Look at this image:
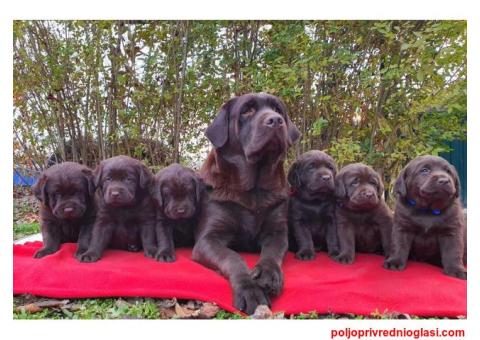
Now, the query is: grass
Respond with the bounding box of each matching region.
[14,222,40,240]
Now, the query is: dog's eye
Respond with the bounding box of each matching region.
[351,179,359,187]
[370,181,378,187]
[241,107,255,116]
[124,177,134,183]
[105,176,112,182]
[326,164,334,170]
[420,168,430,174]
[307,163,315,170]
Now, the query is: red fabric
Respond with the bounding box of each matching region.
[13,241,466,316]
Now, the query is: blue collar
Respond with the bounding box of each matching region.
[406,198,442,216]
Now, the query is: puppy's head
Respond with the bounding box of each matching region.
[152,164,204,220]
[33,162,95,220]
[335,163,384,211]
[205,93,300,165]
[394,155,460,209]
[288,150,336,201]
[94,155,153,208]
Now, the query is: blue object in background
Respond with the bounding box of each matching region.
[13,168,39,187]
[439,140,467,207]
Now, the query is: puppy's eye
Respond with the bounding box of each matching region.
[124,177,134,183]
[370,181,378,187]
[326,164,334,170]
[105,176,112,182]
[420,168,430,174]
[351,179,359,187]
[241,107,255,116]
[307,163,315,170]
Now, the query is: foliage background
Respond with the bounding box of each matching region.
[13,20,467,200]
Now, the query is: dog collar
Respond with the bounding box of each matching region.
[406,198,441,216]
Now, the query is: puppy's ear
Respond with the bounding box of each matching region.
[287,161,301,188]
[449,164,461,198]
[81,168,96,197]
[205,97,237,148]
[93,163,103,189]
[286,115,301,145]
[194,175,205,204]
[394,166,408,198]
[151,177,163,206]
[334,171,347,199]
[139,164,154,190]
[32,174,49,207]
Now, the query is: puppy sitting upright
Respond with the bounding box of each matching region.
[32,162,95,258]
[78,155,157,262]
[384,155,466,279]
[334,163,393,264]
[151,163,205,262]
[287,150,339,260]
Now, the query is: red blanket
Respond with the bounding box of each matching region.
[13,242,466,317]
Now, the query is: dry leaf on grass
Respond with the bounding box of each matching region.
[251,304,273,319]
[198,302,220,318]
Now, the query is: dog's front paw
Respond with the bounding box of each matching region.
[444,267,467,280]
[33,247,57,259]
[78,251,101,263]
[154,250,176,262]
[334,252,354,264]
[250,260,284,296]
[295,248,316,261]
[383,257,406,271]
[233,276,270,315]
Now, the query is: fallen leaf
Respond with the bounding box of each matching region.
[198,302,220,319]
[251,305,273,319]
[174,303,199,319]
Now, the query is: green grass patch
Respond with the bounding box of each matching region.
[13,222,40,240]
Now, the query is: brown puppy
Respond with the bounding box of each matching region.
[384,155,466,279]
[192,93,300,315]
[32,162,95,258]
[151,163,205,262]
[287,150,339,260]
[77,155,156,262]
[334,163,392,264]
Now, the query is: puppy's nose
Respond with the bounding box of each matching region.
[361,191,374,198]
[321,174,331,181]
[177,207,186,214]
[437,177,450,185]
[264,113,285,128]
[64,207,74,213]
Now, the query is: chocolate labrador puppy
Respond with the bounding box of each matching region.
[32,162,96,258]
[383,155,466,279]
[192,93,300,315]
[334,163,393,264]
[287,150,339,260]
[151,163,205,262]
[77,155,157,262]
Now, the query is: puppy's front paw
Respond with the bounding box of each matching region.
[78,251,101,263]
[33,248,56,259]
[233,276,270,315]
[295,248,316,261]
[334,252,354,264]
[155,250,176,262]
[143,246,157,259]
[444,268,467,280]
[383,257,406,271]
[250,260,284,296]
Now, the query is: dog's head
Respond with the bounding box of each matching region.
[394,155,460,210]
[152,163,204,220]
[206,93,300,165]
[33,162,95,219]
[335,163,384,211]
[288,150,336,201]
[94,155,153,208]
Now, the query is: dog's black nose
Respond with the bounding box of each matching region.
[264,113,285,128]
[321,175,331,181]
[437,177,450,185]
[361,191,374,198]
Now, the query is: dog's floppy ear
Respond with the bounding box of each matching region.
[139,164,154,190]
[151,175,163,206]
[334,171,347,199]
[287,160,301,188]
[286,115,301,145]
[32,174,49,207]
[93,162,103,189]
[194,174,206,204]
[205,97,237,148]
[449,164,461,198]
[394,166,408,198]
[81,168,96,197]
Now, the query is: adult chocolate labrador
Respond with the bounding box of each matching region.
[192,93,300,314]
